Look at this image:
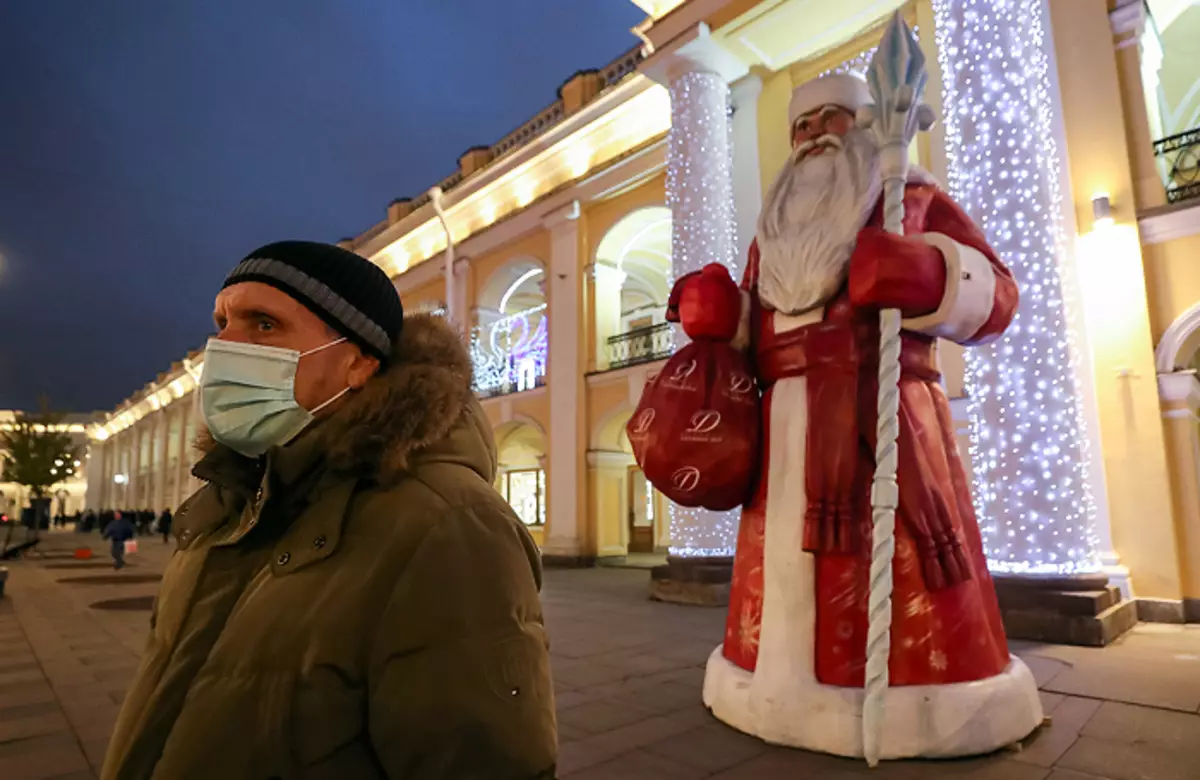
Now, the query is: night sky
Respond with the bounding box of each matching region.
[0,1,644,413]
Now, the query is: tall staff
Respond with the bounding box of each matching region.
[857,12,936,768]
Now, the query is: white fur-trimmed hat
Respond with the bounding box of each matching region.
[788,73,871,129]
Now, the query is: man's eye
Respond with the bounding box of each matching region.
[796,120,809,133]
[257,320,274,332]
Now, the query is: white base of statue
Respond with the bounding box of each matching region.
[703,648,1043,759]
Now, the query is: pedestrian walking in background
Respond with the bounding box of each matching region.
[157,508,172,544]
[101,511,135,570]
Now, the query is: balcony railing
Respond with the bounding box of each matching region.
[470,305,548,398]
[605,322,674,370]
[1154,127,1200,205]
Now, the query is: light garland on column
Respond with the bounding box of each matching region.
[665,69,740,558]
[932,0,1100,573]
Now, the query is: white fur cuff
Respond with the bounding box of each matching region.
[903,234,996,343]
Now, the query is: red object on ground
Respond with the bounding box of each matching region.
[74,547,93,560]
[627,339,760,511]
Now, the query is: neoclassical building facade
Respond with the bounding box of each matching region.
[87,0,1200,626]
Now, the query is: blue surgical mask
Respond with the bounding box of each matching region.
[200,337,351,458]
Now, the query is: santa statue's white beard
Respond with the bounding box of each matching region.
[755,127,883,315]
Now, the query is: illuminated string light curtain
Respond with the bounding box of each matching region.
[470,305,548,397]
[665,69,740,558]
[932,0,1100,572]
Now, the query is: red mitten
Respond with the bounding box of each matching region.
[848,228,947,317]
[666,264,741,341]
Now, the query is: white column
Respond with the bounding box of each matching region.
[643,23,747,558]
[731,73,763,260]
[84,440,106,511]
[929,0,1107,576]
[126,429,140,509]
[543,201,587,559]
[151,410,167,511]
[452,258,471,334]
[589,262,628,370]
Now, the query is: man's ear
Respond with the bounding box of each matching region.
[346,350,381,390]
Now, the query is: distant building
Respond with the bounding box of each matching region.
[0,411,98,518]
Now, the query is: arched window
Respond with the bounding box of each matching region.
[593,207,674,371]
[473,260,548,397]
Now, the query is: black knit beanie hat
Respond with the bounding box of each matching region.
[222,240,404,362]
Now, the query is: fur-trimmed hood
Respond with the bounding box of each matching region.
[197,314,495,488]
[317,313,493,486]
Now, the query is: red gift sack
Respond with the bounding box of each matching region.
[627,340,760,511]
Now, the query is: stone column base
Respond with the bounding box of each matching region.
[541,553,596,569]
[993,573,1137,646]
[649,556,733,606]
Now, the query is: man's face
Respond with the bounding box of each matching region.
[212,282,379,414]
[791,105,857,160]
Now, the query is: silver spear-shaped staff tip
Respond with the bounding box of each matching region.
[858,11,936,178]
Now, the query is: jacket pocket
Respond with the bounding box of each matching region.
[291,669,379,776]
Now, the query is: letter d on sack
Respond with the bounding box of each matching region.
[671,466,701,493]
[686,410,721,434]
[630,408,656,435]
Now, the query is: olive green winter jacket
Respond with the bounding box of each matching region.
[100,314,557,780]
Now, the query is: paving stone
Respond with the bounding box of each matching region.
[708,747,862,779]
[1038,691,1066,715]
[0,711,71,744]
[1018,653,1072,687]
[1045,770,1113,780]
[0,659,40,674]
[81,737,110,771]
[564,748,711,779]
[1013,695,1102,767]
[560,709,713,773]
[556,698,660,735]
[0,667,48,687]
[0,700,62,721]
[1058,735,1193,780]
[0,681,56,708]
[0,729,81,759]
[0,741,91,780]
[1041,657,1200,713]
[1079,701,1200,754]
[644,723,768,772]
[605,681,701,716]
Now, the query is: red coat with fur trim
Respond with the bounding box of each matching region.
[715,181,1019,687]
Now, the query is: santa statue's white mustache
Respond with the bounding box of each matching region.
[791,133,845,164]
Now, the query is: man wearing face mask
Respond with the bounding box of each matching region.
[101,241,557,780]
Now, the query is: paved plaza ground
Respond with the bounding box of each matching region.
[1,529,1199,779]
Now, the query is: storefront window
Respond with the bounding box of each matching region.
[499,468,545,527]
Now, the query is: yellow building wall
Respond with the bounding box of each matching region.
[470,230,553,312]
[1052,0,1181,598]
[587,379,636,446]
[757,68,792,199]
[400,278,445,312]
[1143,234,1200,346]
[584,173,667,254]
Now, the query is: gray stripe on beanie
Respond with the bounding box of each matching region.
[226,256,392,355]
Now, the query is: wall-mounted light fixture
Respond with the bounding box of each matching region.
[1092,193,1114,229]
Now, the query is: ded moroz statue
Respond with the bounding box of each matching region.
[651,65,1045,760]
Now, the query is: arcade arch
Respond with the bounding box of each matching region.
[589,407,669,556]
[493,418,547,530]
[473,258,548,396]
[592,207,674,370]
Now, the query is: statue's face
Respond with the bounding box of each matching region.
[790,105,856,159]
